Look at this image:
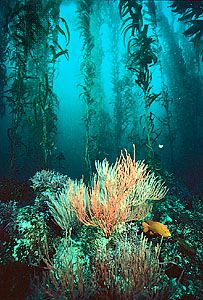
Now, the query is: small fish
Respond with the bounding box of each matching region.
[56,152,66,168]
[142,220,171,238]
[174,237,196,256]
[158,144,164,149]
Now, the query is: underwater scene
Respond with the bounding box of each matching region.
[0,0,203,299]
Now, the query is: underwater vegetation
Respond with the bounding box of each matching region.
[0,148,203,299]
[0,0,203,299]
[1,0,69,173]
[0,0,202,190]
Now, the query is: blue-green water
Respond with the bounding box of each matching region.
[0,1,202,299]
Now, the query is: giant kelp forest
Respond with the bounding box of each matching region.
[0,0,202,191]
[0,1,203,300]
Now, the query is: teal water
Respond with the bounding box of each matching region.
[0,1,202,299]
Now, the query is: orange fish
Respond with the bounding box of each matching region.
[142,220,171,238]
